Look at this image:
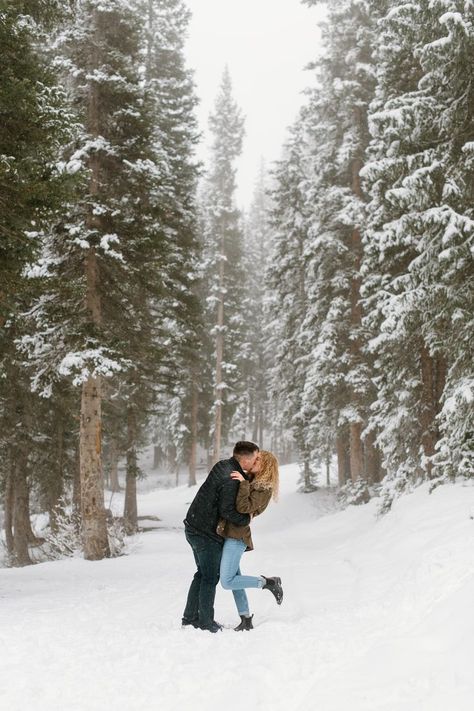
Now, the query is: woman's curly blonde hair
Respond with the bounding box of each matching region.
[254,450,279,501]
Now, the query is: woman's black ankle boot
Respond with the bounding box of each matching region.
[234,614,254,631]
[262,576,283,605]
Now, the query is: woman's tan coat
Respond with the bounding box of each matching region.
[217,479,272,551]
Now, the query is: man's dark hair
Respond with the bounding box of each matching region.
[233,441,259,457]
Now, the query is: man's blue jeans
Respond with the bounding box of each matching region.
[183,527,223,629]
[220,537,263,616]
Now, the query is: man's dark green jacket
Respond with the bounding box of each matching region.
[184,457,251,542]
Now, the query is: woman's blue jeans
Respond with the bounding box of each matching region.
[220,537,263,616]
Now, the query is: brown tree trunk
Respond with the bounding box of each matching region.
[419,346,446,478]
[188,380,198,486]
[435,355,447,405]
[153,444,161,469]
[336,430,351,487]
[302,456,312,490]
[348,152,366,485]
[4,469,14,557]
[145,0,155,80]
[175,452,180,487]
[365,430,381,485]
[213,247,225,463]
[12,464,32,566]
[25,505,39,545]
[72,438,81,520]
[258,409,264,449]
[49,420,65,532]
[80,375,110,559]
[251,397,258,442]
[78,30,110,559]
[350,422,364,483]
[123,407,138,535]
[109,437,121,493]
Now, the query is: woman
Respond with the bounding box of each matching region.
[217,450,283,631]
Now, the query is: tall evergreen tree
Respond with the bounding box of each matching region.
[230,162,273,446]
[0,0,74,564]
[201,68,246,461]
[118,0,201,529]
[19,0,164,558]
[268,118,313,481]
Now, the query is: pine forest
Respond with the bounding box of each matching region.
[1,0,472,561]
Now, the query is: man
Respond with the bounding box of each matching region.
[182,441,259,632]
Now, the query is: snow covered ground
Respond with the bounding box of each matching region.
[1,464,473,711]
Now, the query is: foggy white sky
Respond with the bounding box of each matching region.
[184,0,324,208]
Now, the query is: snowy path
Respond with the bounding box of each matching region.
[1,465,473,711]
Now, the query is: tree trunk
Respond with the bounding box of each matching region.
[78,7,109,560]
[80,375,110,560]
[72,438,81,521]
[365,430,381,485]
[435,355,447,405]
[326,452,331,487]
[153,444,161,470]
[109,437,120,493]
[303,456,311,490]
[350,421,364,483]
[213,246,225,463]
[419,345,446,478]
[336,431,349,487]
[123,407,138,535]
[251,397,258,442]
[175,454,180,487]
[49,419,65,532]
[188,380,198,486]
[145,1,153,76]
[348,151,366,486]
[12,464,32,567]
[4,469,14,557]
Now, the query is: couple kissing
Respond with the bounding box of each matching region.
[182,441,282,632]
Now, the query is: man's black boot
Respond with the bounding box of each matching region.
[181,617,199,629]
[234,614,254,631]
[200,620,223,633]
[262,576,283,605]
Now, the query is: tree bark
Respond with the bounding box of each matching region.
[153,444,161,470]
[213,245,225,463]
[80,375,110,559]
[251,397,258,442]
[348,152,366,485]
[4,469,14,557]
[109,437,120,493]
[12,464,32,566]
[72,438,81,520]
[175,452,180,487]
[49,419,65,532]
[188,380,198,486]
[365,429,381,485]
[350,421,364,483]
[336,431,349,487]
[78,24,110,559]
[123,407,139,535]
[302,455,312,490]
[419,345,446,477]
